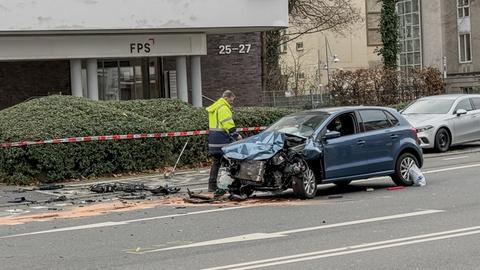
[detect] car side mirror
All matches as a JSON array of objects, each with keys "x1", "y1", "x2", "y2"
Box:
[
  {"x1": 456, "y1": 109, "x2": 467, "y2": 116},
  {"x1": 323, "y1": 131, "x2": 341, "y2": 140}
]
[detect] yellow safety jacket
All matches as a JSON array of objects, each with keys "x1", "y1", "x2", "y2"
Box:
[{"x1": 206, "y1": 98, "x2": 238, "y2": 154}]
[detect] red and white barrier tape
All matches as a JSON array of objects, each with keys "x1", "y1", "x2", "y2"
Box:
[{"x1": 0, "y1": 126, "x2": 267, "y2": 148}]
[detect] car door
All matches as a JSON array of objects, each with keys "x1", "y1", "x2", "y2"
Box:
[
  {"x1": 357, "y1": 109, "x2": 397, "y2": 173},
  {"x1": 470, "y1": 97, "x2": 480, "y2": 140},
  {"x1": 451, "y1": 98, "x2": 476, "y2": 143},
  {"x1": 322, "y1": 112, "x2": 370, "y2": 180}
]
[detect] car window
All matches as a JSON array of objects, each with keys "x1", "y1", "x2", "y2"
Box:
[
  {"x1": 471, "y1": 98, "x2": 480, "y2": 110},
  {"x1": 402, "y1": 99, "x2": 454, "y2": 114},
  {"x1": 385, "y1": 112, "x2": 399, "y2": 126},
  {"x1": 454, "y1": 99, "x2": 474, "y2": 112},
  {"x1": 359, "y1": 110, "x2": 392, "y2": 131},
  {"x1": 326, "y1": 113, "x2": 356, "y2": 137}
]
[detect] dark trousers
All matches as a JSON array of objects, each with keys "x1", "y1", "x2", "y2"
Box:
[{"x1": 208, "y1": 154, "x2": 223, "y2": 190}]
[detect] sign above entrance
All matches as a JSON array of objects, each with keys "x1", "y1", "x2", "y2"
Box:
[{"x1": 0, "y1": 34, "x2": 207, "y2": 60}]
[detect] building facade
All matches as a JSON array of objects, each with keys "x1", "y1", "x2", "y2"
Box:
[
  {"x1": 280, "y1": 0, "x2": 382, "y2": 96},
  {"x1": 0, "y1": 0, "x2": 288, "y2": 109},
  {"x1": 443, "y1": 0, "x2": 480, "y2": 93}
]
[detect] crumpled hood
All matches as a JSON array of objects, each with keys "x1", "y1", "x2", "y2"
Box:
[
  {"x1": 402, "y1": 114, "x2": 445, "y2": 127},
  {"x1": 222, "y1": 131, "x2": 306, "y2": 161}
]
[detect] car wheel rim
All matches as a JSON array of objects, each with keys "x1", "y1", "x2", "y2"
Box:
[
  {"x1": 400, "y1": 157, "x2": 416, "y2": 180},
  {"x1": 303, "y1": 169, "x2": 316, "y2": 195},
  {"x1": 439, "y1": 132, "x2": 448, "y2": 148}
]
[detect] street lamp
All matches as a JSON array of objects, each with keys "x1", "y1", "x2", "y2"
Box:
[{"x1": 324, "y1": 36, "x2": 340, "y2": 86}]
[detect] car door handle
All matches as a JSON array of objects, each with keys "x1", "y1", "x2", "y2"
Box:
[
  {"x1": 390, "y1": 134, "x2": 399, "y2": 139},
  {"x1": 357, "y1": 140, "x2": 366, "y2": 145}
]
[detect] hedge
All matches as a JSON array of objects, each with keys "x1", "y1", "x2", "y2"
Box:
[{"x1": 0, "y1": 96, "x2": 296, "y2": 184}]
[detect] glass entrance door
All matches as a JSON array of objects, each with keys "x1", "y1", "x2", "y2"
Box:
[{"x1": 98, "y1": 58, "x2": 160, "y2": 101}]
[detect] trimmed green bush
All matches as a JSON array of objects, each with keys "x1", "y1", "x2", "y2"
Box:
[{"x1": 0, "y1": 96, "x2": 296, "y2": 184}]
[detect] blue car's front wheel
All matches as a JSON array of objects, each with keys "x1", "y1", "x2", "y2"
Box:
[{"x1": 292, "y1": 164, "x2": 317, "y2": 199}]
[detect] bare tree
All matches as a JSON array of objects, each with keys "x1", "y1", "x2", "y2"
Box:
[{"x1": 285, "y1": 0, "x2": 363, "y2": 43}]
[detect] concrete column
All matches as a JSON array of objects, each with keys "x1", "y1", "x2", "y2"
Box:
[
  {"x1": 70, "y1": 59, "x2": 83, "y2": 97},
  {"x1": 191, "y1": 56, "x2": 203, "y2": 107},
  {"x1": 86, "y1": 59, "x2": 99, "y2": 100},
  {"x1": 176, "y1": 56, "x2": 188, "y2": 103}
]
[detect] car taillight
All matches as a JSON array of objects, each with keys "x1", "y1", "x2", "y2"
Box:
[{"x1": 411, "y1": 127, "x2": 420, "y2": 144}]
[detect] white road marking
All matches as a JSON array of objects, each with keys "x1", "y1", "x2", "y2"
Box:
[
  {"x1": 204, "y1": 225, "x2": 480, "y2": 270},
  {"x1": 441, "y1": 155, "x2": 469, "y2": 161},
  {"x1": 344, "y1": 162, "x2": 480, "y2": 184},
  {"x1": 138, "y1": 233, "x2": 287, "y2": 254},
  {"x1": 423, "y1": 163, "x2": 480, "y2": 174},
  {"x1": 134, "y1": 209, "x2": 443, "y2": 254},
  {"x1": 0, "y1": 206, "x2": 253, "y2": 239}
]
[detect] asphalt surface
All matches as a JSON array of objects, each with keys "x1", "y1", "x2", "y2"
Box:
[{"x1": 1, "y1": 150, "x2": 480, "y2": 269}]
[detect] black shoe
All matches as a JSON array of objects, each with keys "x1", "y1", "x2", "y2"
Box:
[{"x1": 208, "y1": 183, "x2": 217, "y2": 192}]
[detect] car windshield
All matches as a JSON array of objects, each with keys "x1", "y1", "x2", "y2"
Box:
[
  {"x1": 265, "y1": 112, "x2": 329, "y2": 137},
  {"x1": 402, "y1": 99, "x2": 455, "y2": 114}
]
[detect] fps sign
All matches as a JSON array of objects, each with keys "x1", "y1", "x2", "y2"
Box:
[{"x1": 130, "y1": 38, "x2": 155, "y2": 54}]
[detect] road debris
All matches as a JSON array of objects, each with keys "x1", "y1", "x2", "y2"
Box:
[
  {"x1": 7, "y1": 197, "x2": 26, "y2": 203},
  {"x1": 366, "y1": 188, "x2": 375, "y2": 192},
  {"x1": 38, "y1": 184, "x2": 65, "y2": 191},
  {"x1": 89, "y1": 182, "x2": 180, "y2": 197},
  {"x1": 328, "y1": 195, "x2": 343, "y2": 199},
  {"x1": 387, "y1": 186, "x2": 405, "y2": 191}
]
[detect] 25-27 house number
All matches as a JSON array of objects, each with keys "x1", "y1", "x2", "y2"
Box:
[{"x1": 218, "y1": 44, "x2": 252, "y2": 55}]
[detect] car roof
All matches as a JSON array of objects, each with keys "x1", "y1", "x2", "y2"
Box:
[
  {"x1": 418, "y1": 94, "x2": 480, "y2": 100},
  {"x1": 308, "y1": 106, "x2": 394, "y2": 114}
]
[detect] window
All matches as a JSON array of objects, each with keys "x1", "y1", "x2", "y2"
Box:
[
  {"x1": 366, "y1": 0, "x2": 382, "y2": 46},
  {"x1": 454, "y1": 99, "x2": 473, "y2": 112},
  {"x1": 296, "y1": 42, "x2": 304, "y2": 51},
  {"x1": 298, "y1": 72, "x2": 305, "y2": 79},
  {"x1": 326, "y1": 113, "x2": 357, "y2": 137},
  {"x1": 359, "y1": 110, "x2": 392, "y2": 131},
  {"x1": 471, "y1": 98, "x2": 480, "y2": 110},
  {"x1": 385, "y1": 112, "x2": 400, "y2": 126},
  {"x1": 459, "y1": 33, "x2": 472, "y2": 62},
  {"x1": 279, "y1": 30, "x2": 288, "y2": 54},
  {"x1": 457, "y1": 0, "x2": 470, "y2": 18}
]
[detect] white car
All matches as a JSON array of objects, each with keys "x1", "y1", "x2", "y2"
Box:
[{"x1": 402, "y1": 94, "x2": 480, "y2": 152}]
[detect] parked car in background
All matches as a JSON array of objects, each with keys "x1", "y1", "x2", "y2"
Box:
[
  {"x1": 222, "y1": 107, "x2": 423, "y2": 199},
  {"x1": 401, "y1": 94, "x2": 480, "y2": 152}
]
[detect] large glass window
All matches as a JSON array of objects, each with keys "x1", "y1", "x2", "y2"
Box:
[{"x1": 397, "y1": 0, "x2": 422, "y2": 85}]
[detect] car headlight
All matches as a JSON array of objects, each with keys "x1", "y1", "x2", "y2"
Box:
[{"x1": 416, "y1": 125, "x2": 434, "y2": 133}]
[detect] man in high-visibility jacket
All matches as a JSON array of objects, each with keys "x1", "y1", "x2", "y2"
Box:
[{"x1": 206, "y1": 90, "x2": 242, "y2": 192}]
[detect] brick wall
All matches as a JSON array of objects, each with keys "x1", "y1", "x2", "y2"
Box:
[
  {"x1": 201, "y1": 32, "x2": 263, "y2": 106},
  {"x1": 0, "y1": 61, "x2": 71, "y2": 110}
]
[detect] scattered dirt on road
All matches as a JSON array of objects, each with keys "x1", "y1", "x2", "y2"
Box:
[{"x1": 0, "y1": 194, "x2": 314, "y2": 225}]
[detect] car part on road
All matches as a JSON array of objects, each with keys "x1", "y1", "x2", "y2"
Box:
[
  {"x1": 164, "y1": 139, "x2": 190, "y2": 180},
  {"x1": 8, "y1": 197, "x2": 26, "y2": 203},
  {"x1": 38, "y1": 184, "x2": 65, "y2": 191},
  {"x1": 409, "y1": 164, "x2": 426, "y2": 187}
]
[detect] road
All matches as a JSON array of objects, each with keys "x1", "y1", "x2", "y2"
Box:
[{"x1": 1, "y1": 151, "x2": 480, "y2": 270}]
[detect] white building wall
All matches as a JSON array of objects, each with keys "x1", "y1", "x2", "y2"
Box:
[{"x1": 0, "y1": 0, "x2": 288, "y2": 34}]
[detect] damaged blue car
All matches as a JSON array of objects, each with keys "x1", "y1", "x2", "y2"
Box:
[{"x1": 222, "y1": 107, "x2": 423, "y2": 199}]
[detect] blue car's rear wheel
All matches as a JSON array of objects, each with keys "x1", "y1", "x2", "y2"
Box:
[
  {"x1": 292, "y1": 164, "x2": 317, "y2": 199},
  {"x1": 391, "y1": 153, "x2": 418, "y2": 186}
]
